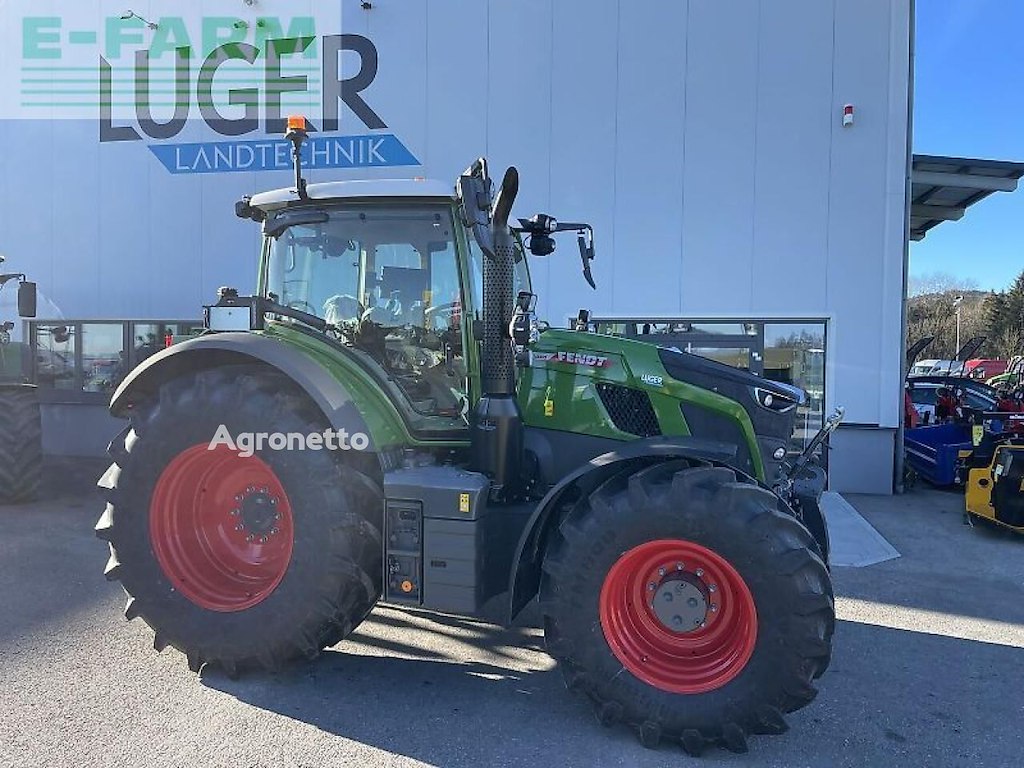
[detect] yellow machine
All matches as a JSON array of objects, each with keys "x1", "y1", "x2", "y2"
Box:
[{"x1": 963, "y1": 432, "x2": 1024, "y2": 533}]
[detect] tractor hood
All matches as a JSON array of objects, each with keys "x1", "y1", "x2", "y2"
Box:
[{"x1": 656, "y1": 345, "x2": 807, "y2": 405}]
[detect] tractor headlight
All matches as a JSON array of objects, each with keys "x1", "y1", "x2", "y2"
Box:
[{"x1": 752, "y1": 387, "x2": 798, "y2": 413}]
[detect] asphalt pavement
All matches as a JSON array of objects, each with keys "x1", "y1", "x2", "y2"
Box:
[{"x1": 2, "y1": 459, "x2": 1023, "y2": 767}]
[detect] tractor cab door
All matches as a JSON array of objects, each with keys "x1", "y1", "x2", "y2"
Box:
[
  {"x1": 354, "y1": 233, "x2": 469, "y2": 421},
  {"x1": 265, "y1": 204, "x2": 472, "y2": 434}
]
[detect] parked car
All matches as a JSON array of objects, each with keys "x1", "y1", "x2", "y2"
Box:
[
  {"x1": 906, "y1": 377, "x2": 998, "y2": 423},
  {"x1": 908, "y1": 359, "x2": 964, "y2": 377}
]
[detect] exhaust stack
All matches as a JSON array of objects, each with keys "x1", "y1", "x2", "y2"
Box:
[{"x1": 461, "y1": 164, "x2": 524, "y2": 499}]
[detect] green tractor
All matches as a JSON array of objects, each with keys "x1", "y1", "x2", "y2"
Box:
[
  {"x1": 0, "y1": 258, "x2": 41, "y2": 504},
  {"x1": 98, "y1": 120, "x2": 839, "y2": 754}
]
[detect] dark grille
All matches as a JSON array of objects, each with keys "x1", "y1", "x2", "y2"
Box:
[{"x1": 596, "y1": 383, "x2": 661, "y2": 437}]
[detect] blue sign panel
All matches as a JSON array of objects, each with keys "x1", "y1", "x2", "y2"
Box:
[{"x1": 150, "y1": 133, "x2": 419, "y2": 175}]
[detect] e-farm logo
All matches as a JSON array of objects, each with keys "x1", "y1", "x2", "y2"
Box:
[{"x1": 20, "y1": 14, "x2": 419, "y2": 174}]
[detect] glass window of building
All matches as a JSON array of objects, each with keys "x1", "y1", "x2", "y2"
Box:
[
  {"x1": 34, "y1": 323, "x2": 77, "y2": 390},
  {"x1": 82, "y1": 323, "x2": 127, "y2": 394}
]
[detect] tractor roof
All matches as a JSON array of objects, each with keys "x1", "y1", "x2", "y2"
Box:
[{"x1": 250, "y1": 178, "x2": 455, "y2": 211}]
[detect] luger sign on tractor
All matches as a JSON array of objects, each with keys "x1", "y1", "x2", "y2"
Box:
[{"x1": 19, "y1": 13, "x2": 420, "y2": 174}]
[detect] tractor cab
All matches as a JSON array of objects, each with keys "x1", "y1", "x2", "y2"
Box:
[
  {"x1": 229, "y1": 121, "x2": 590, "y2": 450},
  {"x1": 250, "y1": 181, "x2": 500, "y2": 425}
]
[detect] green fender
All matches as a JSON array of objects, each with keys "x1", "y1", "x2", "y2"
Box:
[{"x1": 109, "y1": 330, "x2": 406, "y2": 461}]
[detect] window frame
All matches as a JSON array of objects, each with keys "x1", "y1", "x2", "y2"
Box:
[{"x1": 28, "y1": 319, "x2": 201, "y2": 404}]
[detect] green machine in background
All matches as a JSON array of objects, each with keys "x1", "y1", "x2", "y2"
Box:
[{"x1": 98, "y1": 117, "x2": 841, "y2": 755}]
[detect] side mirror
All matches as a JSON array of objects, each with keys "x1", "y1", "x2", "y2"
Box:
[
  {"x1": 456, "y1": 159, "x2": 496, "y2": 258},
  {"x1": 18, "y1": 281, "x2": 37, "y2": 318}
]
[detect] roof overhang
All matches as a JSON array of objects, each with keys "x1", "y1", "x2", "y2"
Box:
[{"x1": 910, "y1": 155, "x2": 1024, "y2": 241}]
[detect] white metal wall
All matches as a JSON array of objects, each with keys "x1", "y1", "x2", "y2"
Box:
[{"x1": 0, "y1": 0, "x2": 912, "y2": 485}]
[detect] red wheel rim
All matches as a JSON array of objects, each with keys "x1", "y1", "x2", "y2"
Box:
[
  {"x1": 599, "y1": 539, "x2": 757, "y2": 694},
  {"x1": 149, "y1": 444, "x2": 294, "y2": 612}
]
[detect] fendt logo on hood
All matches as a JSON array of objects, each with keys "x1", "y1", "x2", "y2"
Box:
[{"x1": 19, "y1": 14, "x2": 419, "y2": 174}]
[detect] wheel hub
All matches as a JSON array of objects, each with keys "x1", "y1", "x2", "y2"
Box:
[
  {"x1": 599, "y1": 539, "x2": 758, "y2": 694},
  {"x1": 650, "y1": 577, "x2": 709, "y2": 632},
  {"x1": 236, "y1": 489, "x2": 280, "y2": 540}
]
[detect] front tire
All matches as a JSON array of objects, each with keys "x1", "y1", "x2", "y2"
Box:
[
  {"x1": 95, "y1": 367, "x2": 383, "y2": 676},
  {"x1": 539, "y1": 461, "x2": 834, "y2": 754}
]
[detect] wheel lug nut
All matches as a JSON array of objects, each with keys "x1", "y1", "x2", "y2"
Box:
[
  {"x1": 230, "y1": 508, "x2": 240, "y2": 516},
  {"x1": 648, "y1": 582, "x2": 656, "y2": 591},
  {"x1": 658, "y1": 567, "x2": 666, "y2": 576},
  {"x1": 246, "y1": 534, "x2": 254, "y2": 542},
  {"x1": 259, "y1": 536, "x2": 268, "y2": 544},
  {"x1": 260, "y1": 487, "x2": 268, "y2": 494},
  {"x1": 234, "y1": 495, "x2": 243, "y2": 503},
  {"x1": 710, "y1": 604, "x2": 718, "y2": 612},
  {"x1": 246, "y1": 486, "x2": 255, "y2": 494},
  {"x1": 708, "y1": 584, "x2": 717, "y2": 593},
  {"x1": 270, "y1": 527, "x2": 279, "y2": 536},
  {"x1": 675, "y1": 562, "x2": 684, "y2": 571},
  {"x1": 695, "y1": 568, "x2": 704, "y2": 577},
  {"x1": 273, "y1": 512, "x2": 280, "y2": 520},
  {"x1": 234, "y1": 524, "x2": 244, "y2": 532},
  {"x1": 270, "y1": 498, "x2": 278, "y2": 506}
]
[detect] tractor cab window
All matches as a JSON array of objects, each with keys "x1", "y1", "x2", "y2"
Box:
[{"x1": 265, "y1": 205, "x2": 468, "y2": 421}]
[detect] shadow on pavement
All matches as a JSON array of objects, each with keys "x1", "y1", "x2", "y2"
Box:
[
  {"x1": 201, "y1": 613, "x2": 1024, "y2": 768},
  {"x1": 201, "y1": 622, "x2": 598, "y2": 768}
]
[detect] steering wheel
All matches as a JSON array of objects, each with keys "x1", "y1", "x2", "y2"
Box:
[{"x1": 425, "y1": 301, "x2": 460, "y2": 329}]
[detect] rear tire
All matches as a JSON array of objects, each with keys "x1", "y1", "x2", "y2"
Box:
[
  {"x1": 0, "y1": 385, "x2": 42, "y2": 504},
  {"x1": 539, "y1": 461, "x2": 834, "y2": 754},
  {"x1": 95, "y1": 367, "x2": 383, "y2": 676}
]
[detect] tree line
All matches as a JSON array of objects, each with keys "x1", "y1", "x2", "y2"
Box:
[{"x1": 907, "y1": 269, "x2": 1024, "y2": 360}]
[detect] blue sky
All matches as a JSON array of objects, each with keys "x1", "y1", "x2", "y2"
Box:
[{"x1": 911, "y1": 0, "x2": 1024, "y2": 292}]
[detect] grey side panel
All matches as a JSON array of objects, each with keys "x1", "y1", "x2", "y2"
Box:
[
  {"x1": 383, "y1": 466, "x2": 493, "y2": 613},
  {"x1": 421, "y1": 517, "x2": 486, "y2": 614},
  {"x1": 507, "y1": 436, "x2": 740, "y2": 622},
  {"x1": 108, "y1": 332, "x2": 372, "y2": 449}
]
